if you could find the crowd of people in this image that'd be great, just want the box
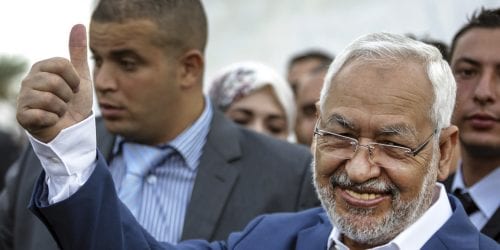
[0,0,498,249]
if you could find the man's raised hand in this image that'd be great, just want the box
[17,24,93,143]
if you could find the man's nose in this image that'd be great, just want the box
[345,145,381,183]
[249,120,267,135]
[93,65,118,92]
[474,68,497,106]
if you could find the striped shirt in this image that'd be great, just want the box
[109,97,213,243]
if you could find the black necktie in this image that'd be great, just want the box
[453,189,479,215]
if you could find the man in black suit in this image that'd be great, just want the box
[446,7,500,242]
[0,1,318,249]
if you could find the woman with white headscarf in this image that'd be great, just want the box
[208,61,296,142]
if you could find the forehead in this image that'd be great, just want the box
[230,87,285,115]
[452,28,500,65]
[321,60,433,131]
[290,58,323,76]
[89,19,162,53]
[297,75,323,98]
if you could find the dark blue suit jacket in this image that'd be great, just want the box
[30,151,499,250]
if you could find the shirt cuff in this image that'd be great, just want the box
[28,114,97,204]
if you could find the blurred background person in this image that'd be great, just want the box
[294,65,329,147]
[0,55,27,189]
[446,7,500,242]
[406,33,450,62]
[208,61,296,141]
[286,49,333,95]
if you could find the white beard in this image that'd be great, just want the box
[313,147,439,246]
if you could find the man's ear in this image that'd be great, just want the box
[178,49,204,89]
[437,125,459,181]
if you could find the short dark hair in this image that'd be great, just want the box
[449,7,500,61]
[406,34,449,62]
[287,49,334,72]
[91,0,208,53]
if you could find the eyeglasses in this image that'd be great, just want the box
[314,124,437,165]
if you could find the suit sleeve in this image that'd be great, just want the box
[28,150,230,250]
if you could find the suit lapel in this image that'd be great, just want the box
[295,212,332,250]
[481,207,500,242]
[182,109,243,240]
[422,195,481,249]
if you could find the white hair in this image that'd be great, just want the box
[319,32,456,132]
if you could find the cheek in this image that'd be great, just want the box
[314,152,341,178]
[455,83,475,101]
[303,118,315,130]
[387,160,429,200]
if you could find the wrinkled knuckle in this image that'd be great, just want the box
[43,92,59,105]
[21,74,36,87]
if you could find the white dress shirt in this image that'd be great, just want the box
[28,113,97,204]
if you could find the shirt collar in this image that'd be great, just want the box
[112,96,213,171]
[168,96,213,170]
[452,165,500,217]
[328,183,452,250]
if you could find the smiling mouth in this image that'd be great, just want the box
[345,189,383,200]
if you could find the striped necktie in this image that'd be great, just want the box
[118,143,170,217]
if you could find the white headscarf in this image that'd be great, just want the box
[208,61,296,140]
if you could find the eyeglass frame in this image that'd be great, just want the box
[313,122,437,160]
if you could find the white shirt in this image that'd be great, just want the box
[451,164,500,230]
[327,183,452,250]
[28,114,97,204]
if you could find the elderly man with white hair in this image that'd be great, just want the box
[20,28,498,249]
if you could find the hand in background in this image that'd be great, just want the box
[17,24,92,143]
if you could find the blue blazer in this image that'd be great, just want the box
[30,152,499,250]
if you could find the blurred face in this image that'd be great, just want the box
[90,20,182,145]
[288,58,323,94]
[451,28,500,158]
[295,72,325,146]
[225,86,288,140]
[313,61,439,248]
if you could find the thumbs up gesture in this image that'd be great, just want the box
[17,24,93,143]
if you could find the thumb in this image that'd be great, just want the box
[69,24,91,89]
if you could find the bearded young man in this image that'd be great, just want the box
[19,27,498,249]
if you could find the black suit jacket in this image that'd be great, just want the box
[443,174,500,243]
[0,109,319,250]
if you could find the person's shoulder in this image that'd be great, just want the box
[249,207,328,232]
[428,194,500,249]
[478,236,499,249]
[260,207,326,222]
[238,127,311,155]
[224,207,331,249]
